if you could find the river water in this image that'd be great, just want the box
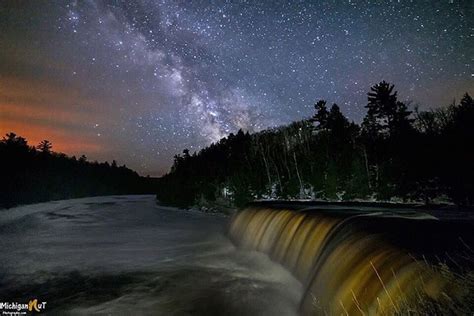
[0,195,301,315]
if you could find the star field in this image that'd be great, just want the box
[0,1,471,175]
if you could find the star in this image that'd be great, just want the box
[0,1,471,176]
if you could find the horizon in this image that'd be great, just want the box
[3,88,472,178]
[1,1,471,176]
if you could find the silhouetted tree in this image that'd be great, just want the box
[364,81,412,137]
[311,100,329,129]
[0,133,156,208]
[155,83,473,208]
[37,140,52,153]
[442,93,474,205]
[3,132,28,148]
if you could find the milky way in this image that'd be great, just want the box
[0,1,471,175]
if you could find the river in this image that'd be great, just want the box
[0,195,301,315]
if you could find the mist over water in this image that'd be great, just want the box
[0,196,301,315]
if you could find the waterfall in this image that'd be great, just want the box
[228,204,474,315]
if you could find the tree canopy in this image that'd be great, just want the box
[0,135,156,208]
[156,82,474,208]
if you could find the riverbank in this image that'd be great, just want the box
[158,196,474,220]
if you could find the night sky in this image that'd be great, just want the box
[0,1,471,176]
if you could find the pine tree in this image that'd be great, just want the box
[311,100,329,129]
[37,140,52,153]
[364,81,412,137]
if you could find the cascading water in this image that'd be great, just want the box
[228,204,474,315]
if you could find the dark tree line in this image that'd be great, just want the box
[0,134,157,208]
[156,81,474,208]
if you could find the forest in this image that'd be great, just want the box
[156,81,474,208]
[0,134,156,208]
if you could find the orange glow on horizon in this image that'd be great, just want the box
[1,119,103,155]
[0,76,110,157]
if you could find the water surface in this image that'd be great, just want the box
[0,195,301,315]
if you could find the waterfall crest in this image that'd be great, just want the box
[229,205,474,315]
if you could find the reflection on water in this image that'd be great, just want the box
[0,196,301,315]
[229,205,474,315]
